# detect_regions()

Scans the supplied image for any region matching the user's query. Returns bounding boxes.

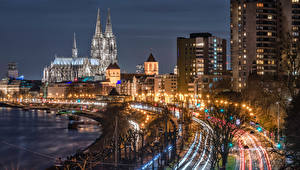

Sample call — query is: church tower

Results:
[72,32,78,58]
[144,53,159,75]
[104,8,118,65]
[91,8,103,59]
[90,8,118,74]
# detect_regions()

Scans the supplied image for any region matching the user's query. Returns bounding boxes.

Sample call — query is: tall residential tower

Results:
[230,0,300,91]
[177,33,227,93]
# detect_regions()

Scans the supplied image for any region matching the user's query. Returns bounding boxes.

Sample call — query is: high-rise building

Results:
[230,0,300,91]
[7,62,18,79]
[177,33,227,93]
[174,65,178,75]
[144,53,159,75]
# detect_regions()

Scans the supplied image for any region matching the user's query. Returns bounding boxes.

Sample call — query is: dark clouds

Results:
[0,0,230,80]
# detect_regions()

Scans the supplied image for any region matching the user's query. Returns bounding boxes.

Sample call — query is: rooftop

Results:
[107,63,120,69]
[146,53,157,62]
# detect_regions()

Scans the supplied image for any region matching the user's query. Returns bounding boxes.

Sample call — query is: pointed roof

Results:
[95,8,102,37]
[109,87,120,96]
[105,8,113,37]
[107,63,120,69]
[73,32,77,49]
[146,53,156,62]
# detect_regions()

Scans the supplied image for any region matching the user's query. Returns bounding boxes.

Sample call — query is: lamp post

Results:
[276,101,280,142]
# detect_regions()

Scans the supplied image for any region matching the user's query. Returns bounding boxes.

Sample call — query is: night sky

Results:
[0,0,230,80]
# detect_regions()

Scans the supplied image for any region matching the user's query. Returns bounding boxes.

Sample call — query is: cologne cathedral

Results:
[42,9,117,83]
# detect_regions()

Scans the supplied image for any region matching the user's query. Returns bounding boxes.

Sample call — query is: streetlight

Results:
[276,101,280,142]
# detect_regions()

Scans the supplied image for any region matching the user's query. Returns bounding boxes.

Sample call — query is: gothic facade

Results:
[43,9,117,83]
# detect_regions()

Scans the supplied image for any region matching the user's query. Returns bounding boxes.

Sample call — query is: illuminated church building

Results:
[43,9,117,83]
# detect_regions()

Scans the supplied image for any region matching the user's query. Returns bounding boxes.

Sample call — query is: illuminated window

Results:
[196,43,204,47]
[257,54,263,59]
[292,0,299,3]
[257,3,264,7]
[267,32,272,36]
[257,60,263,64]
[243,55,247,58]
[292,26,298,31]
[268,15,273,20]
[257,49,264,53]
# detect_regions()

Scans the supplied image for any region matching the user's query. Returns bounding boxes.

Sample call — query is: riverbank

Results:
[0,106,101,170]
[0,102,105,169]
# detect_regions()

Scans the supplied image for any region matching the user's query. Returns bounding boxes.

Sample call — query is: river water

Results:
[0,107,101,169]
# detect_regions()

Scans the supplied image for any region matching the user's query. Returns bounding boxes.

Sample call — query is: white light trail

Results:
[193,130,209,169]
[192,117,213,170]
[174,133,199,169]
[181,133,202,170]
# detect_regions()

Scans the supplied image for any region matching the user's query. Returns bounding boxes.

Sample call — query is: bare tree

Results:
[279,33,300,99]
[205,102,249,169]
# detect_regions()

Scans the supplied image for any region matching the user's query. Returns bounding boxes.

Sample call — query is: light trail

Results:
[192,117,213,170]
[174,133,199,169]
[249,126,275,146]
[238,140,245,170]
[260,146,272,170]
[202,145,213,170]
[247,134,264,170]
[251,134,272,170]
[193,130,209,169]
[140,145,173,170]
[181,133,202,170]
[247,149,252,170]
[241,135,252,170]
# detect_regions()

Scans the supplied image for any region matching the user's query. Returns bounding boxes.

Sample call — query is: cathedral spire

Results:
[73,32,77,49]
[95,8,102,37]
[105,8,113,37]
[72,32,78,58]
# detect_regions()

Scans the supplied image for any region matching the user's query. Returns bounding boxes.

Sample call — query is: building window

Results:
[267,32,272,36]
[292,0,299,3]
[257,3,264,8]
[268,15,273,20]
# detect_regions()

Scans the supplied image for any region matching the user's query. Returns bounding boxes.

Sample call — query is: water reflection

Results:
[0,107,100,169]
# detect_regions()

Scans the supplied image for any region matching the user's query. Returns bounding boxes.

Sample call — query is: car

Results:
[250,131,255,134]
[243,145,249,149]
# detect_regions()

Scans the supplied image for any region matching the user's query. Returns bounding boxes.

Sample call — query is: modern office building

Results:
[231,0,300,91]
[177,33,227,93]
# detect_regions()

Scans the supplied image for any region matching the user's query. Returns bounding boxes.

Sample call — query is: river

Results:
[0,107,101,169]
